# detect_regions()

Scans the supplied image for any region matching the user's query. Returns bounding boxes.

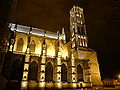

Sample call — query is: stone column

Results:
[39,33,46,88]
[85,36,88,47]
[84,62,92,87]
[55,31,62,88]
[80,36,82,46]
[21,30,31,89]
[21,54,30,89]
[70,50,77,88]
[74,22,79,48]
[56,48,62,88]
[39,55,46,87]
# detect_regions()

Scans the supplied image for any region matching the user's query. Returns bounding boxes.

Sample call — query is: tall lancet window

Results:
[77,64,83,82]
[28,60,38,81]
[30,40,36,54]
[16,38,24,52]
[61,64,67,82]
[45,62,53,82]
[81,25,85,35]
[77,26,81,34]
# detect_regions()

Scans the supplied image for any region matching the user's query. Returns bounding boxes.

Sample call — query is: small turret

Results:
[61,28,66,43]
[9,24,17,52]
[25,27,32,54]
[59,28,66,44]
[41,30,47,56]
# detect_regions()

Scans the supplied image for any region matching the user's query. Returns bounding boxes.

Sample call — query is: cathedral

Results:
[2,6,102,89]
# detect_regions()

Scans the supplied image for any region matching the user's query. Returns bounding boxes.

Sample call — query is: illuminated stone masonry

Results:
[6,6,103,89]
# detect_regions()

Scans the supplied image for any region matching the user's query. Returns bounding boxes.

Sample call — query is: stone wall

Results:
[74,49,103,86]
[13,32,69,58]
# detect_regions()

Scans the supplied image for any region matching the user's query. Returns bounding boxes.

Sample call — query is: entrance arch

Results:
[10,59,23,81]
[45,62,53,82]
[6,59,23,89]
[28,60,38,81]
[77,64,83,82]
[61,63,67,82]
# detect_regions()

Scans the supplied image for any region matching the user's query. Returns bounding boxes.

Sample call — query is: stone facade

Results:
[2,6,102,89]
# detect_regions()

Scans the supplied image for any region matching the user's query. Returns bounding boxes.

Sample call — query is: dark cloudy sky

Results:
[11,0,120,79]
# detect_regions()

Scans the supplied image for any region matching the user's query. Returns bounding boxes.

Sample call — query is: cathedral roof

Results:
[9,23,58,39]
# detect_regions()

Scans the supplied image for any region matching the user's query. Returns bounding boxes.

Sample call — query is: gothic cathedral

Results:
[3,6,102,89]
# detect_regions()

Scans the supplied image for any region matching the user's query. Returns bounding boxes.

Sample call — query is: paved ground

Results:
[5,88,120,90]
[63,88,120,90]
[27,88,120,90]
[83,88,120,90]
[104,88,120,90]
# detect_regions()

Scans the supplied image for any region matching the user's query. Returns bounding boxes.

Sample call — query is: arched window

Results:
[81,26,85,35]
[28,61,38,81]
[45,62,53,82]
[17,38,24,52]
[61,64,67,82]
[10,59,23,81]
[77,64,83,82]
[77,26,81,34]
[30,40,36,54]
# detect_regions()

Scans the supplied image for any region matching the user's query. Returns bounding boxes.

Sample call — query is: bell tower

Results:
[70,6,87,49]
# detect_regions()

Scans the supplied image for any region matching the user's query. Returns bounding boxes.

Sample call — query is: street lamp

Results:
[119,75,120,79]
[118,74,120,82]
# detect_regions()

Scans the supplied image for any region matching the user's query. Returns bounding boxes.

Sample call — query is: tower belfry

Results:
[70,6,87,49]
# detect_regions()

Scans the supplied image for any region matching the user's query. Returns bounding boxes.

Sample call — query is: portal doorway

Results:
[10,59,23,81]
[45,62,53,82]
[28,60,38,81]
[77,64,83,82]
[61,64,67,82]
[5,59,23,90]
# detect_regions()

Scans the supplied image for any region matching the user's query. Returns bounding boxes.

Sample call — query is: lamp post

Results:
[118,74,120,82]
[118,75,120,78]
[117,74,120,86]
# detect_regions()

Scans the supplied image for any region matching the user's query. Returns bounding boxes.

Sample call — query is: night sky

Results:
[11,0,120,79]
